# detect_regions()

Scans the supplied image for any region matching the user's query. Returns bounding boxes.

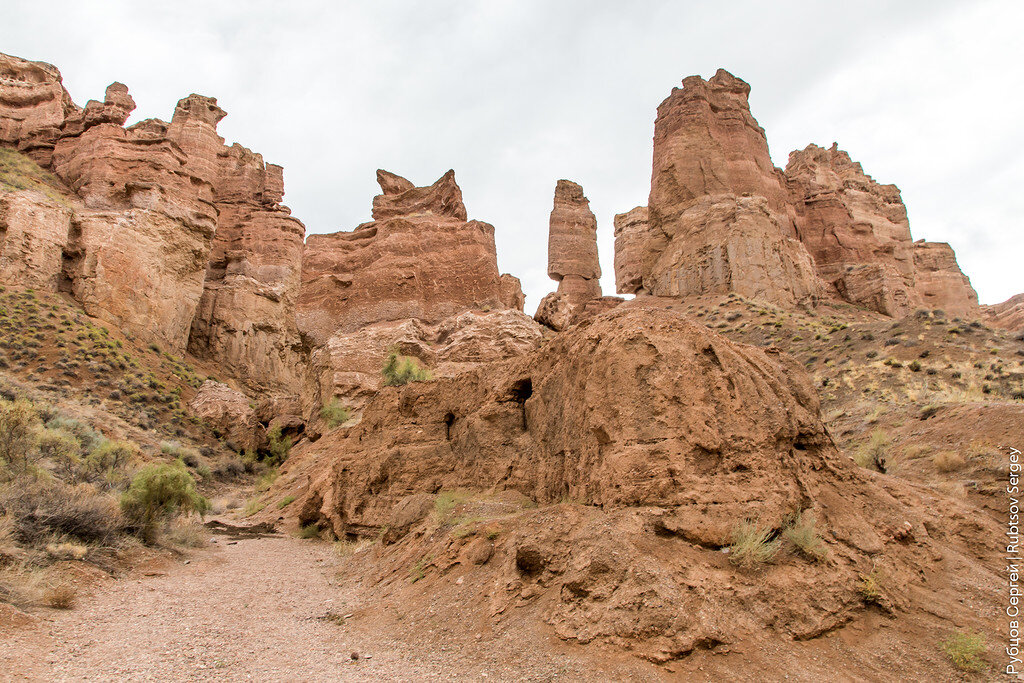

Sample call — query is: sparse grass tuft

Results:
[933,450,966,473]
[164,519,210,548]
[277,495,296,509]
[853,430,890,472]
[940,631,987,672]
[728,520,781,568]
[296,523,319,539]
[242,497,266,517]
[44,582,77,609]
[382,348,432,386]
[857,569,885,604]
[433,490,470,525]
[782,511,828,561]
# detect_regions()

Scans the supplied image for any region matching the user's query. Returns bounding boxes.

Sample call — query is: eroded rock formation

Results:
[536,180,621,330]
[303,308,542,430]
[273,302,994,659]
[642,70,822,307]
[297,170,514,346]
[188,380,260,453]
[172,96,306,391]
[911,240,978,316]
[0,191,72,289]
[289,304,832,538]
[0,53,77,166]
[613,206,647,295]
[0,52,305,374]
[785,143,917,316]
[615,72,985,319]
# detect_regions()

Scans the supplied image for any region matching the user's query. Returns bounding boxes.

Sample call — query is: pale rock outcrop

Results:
[188,380,260,453]
[297,170,512,346]
[785,143,917,316]
[0,53,78,166]
[643,70,822,306]
[0,191,73,289]
[613,206,647,295]
[61,208,214,352]
[912,241,978,316]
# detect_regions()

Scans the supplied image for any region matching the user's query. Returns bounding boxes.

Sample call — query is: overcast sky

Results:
[3,1,1021,310]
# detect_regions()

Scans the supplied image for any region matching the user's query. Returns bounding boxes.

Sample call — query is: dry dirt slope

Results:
[0,526,654,682]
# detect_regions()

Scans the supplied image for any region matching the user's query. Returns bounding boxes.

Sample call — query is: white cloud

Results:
[2,0,1019,309]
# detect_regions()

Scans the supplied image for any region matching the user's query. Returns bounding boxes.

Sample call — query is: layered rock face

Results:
[984,293,1024,333]
[172,97,307,391]
[612,206,647,295]
[304,308,543,429]
[785,143,917,316]
[187,380,260,453]
[297,170,514,346]
[0,53,77,166]
[614,70,986,319]
[276,303,985,657]
[643,70,822,307]
[784,143,979,317]
[297,169,536,426]
[291,304,833,538]
[0,192,73,289]
[0,52,306,375]
[911,240,978,316]
[545,180,601,300]
[535,180,621,330]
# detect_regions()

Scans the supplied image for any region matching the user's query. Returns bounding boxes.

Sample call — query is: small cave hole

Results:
[509,378,532,432]
[443,411,455,441]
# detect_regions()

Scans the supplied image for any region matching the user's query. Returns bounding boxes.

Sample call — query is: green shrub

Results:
[277,495,296,509]
[382,348,432,386]
[120,462,208,541]
[266,426,291,465]
[296,524,319,539]
[45,416,101,452]
[853,430,890,472]
[940,631,987,672]
[37,428,81,480]
[0,399,40,473]
[320,398,351,428]
[728,520,781,568]
[85,440,136,474]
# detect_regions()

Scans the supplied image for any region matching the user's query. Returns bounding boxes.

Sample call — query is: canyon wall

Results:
[642,69,823,307]
[614,70,983,318]
[0,52,305,387]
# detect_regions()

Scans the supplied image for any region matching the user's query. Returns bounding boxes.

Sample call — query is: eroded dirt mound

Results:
[268,303,1002,663]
